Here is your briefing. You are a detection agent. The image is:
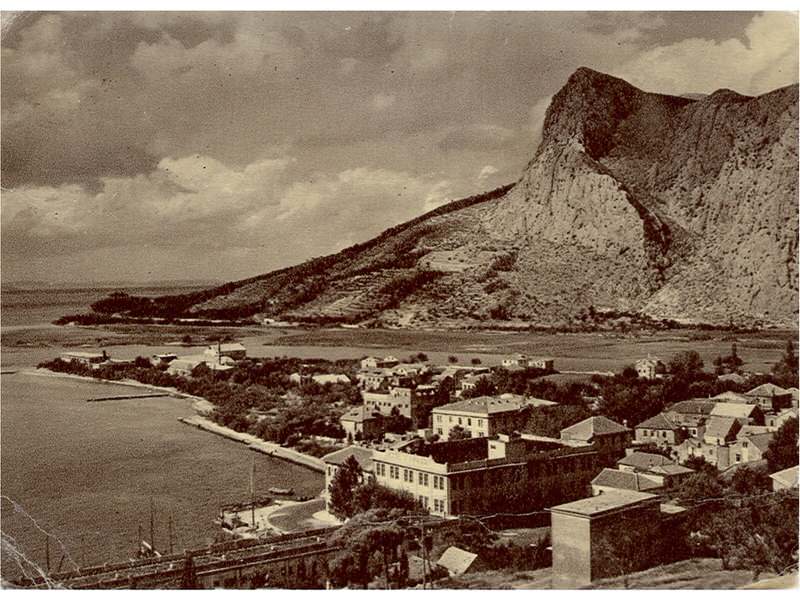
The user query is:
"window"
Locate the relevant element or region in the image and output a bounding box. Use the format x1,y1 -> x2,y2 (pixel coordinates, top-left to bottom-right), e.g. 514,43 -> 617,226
662,431 -> 667,438
458,417 -> 462,425
736,454 -> 741,462
743,441 -> 748,448
419,472 -> 424,484
468,418 -> 472,426
423,473 -> 429,486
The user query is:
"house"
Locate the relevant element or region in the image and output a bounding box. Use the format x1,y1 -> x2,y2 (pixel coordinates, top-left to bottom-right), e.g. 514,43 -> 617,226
151,353 -> 177,366
676,437 -> 732,469
60,350 -> 108,366
616,451 -> 695,488
312,373 -> 351,386
635,357 -> 666,380
550,490 -> 669,588
729,431 -> 774,466
786,388 -> 799,408
744,383 -> 793,412
709,402 -> 764,425
590,468 -> 664,495
501,354 -> 529,369
711,390 -> 751,403
766,407 -> 798,431
373,434 -> 599,516
437,547 -> 482,577
634,413 -> 685,447
769,465 -> 799,491
204,342 -> 246,361
560,416 -> 631,463
663,399 -> 715,430
339,406 -> 384,441
717,372 -> 747,385
431,395 -> 532,439
321,446 -> 374,512
530,358 -> 555,370
363,385 -> 443,429
357,369 -> 394,391
166,356 -> 207,376
703,416 -> 741,446
360,356 -> 399,370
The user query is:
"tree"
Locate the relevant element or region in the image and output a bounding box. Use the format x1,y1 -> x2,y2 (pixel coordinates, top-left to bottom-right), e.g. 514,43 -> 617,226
471,358 -> 482,365
448,425 -> 471,441
771,340 -> 799,387
764,417 -> 798,472
669,351 -> 705,379
415,352 -> 429,362
328,455 -> 364,520
729,465 -> 771,495
448,355 -> 459,364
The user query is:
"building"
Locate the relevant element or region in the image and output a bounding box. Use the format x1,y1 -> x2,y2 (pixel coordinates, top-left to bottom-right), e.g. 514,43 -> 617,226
769,465 -> 799,491
431,395 -> 533,439
662,399 -> 715,432
616,451 -> 694,488
766,407 -> 798,431
728,431 -> 774,466
703,416 -> 741,446
362,385 -> 442,429
339,406 -> 384,441
501,354 -> 529,369
590,468 -> 663,495
204,342 -> 247,361
311,373 -> 351,386
60,350 -> 108,366
550,490 -> 666,588
560,416 -> 631,463
166,356 -> 207,376
676,437 -> 732,469
151,353 -> 177,366
635,357 -> 666,380
744,383 -> 793,412
321,446 -> 374,512
709,402 -> 764,426
530,358 -> 555,370
634,413 -> 685,447
436,547 -> 481,577
360,356 -> 399,370
373,434 -> 599,516
711,390 -> 751,403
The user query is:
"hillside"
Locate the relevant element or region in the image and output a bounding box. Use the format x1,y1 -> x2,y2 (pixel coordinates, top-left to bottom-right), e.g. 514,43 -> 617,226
90,68 -> 799,329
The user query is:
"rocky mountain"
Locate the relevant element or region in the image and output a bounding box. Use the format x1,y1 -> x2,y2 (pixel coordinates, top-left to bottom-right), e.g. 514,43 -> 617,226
122,68 -> 799,329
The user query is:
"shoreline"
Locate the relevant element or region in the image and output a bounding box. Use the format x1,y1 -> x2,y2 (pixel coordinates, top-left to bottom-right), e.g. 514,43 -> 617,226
21,368 -> 215,414
178,415 -> 325,473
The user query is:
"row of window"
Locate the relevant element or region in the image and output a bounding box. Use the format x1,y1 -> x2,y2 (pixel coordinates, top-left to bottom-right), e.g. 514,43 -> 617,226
435,415 -> 484,427
375,462 -> 445,490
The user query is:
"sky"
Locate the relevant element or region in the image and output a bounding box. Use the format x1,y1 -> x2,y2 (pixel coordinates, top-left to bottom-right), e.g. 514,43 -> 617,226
1,10 -> 798,284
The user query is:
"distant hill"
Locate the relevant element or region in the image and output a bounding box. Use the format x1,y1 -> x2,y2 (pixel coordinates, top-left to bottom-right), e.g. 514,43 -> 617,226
83,68 -> 799,329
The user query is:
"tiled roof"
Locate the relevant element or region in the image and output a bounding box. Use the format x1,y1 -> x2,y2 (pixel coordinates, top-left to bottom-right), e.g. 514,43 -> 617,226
617,452 -> 674,469
769,465 -> 799,488
321,446 -> 374,471
710,402 -> 759,419
635,413 -> 680,430
746,432 -> 774,452
704,416 -> 739,439
591,468 -> 663,492
712,391 -> 751,403
650,464 -> 695,476
667,399 -> 715,415
433,396 -> 526,416
340,406 -> 379,423
550,489 -> 658,516
437,547 -> 478,576
717,373 -> 747,384
561,416 -> 629,441
747,383 -> 789,397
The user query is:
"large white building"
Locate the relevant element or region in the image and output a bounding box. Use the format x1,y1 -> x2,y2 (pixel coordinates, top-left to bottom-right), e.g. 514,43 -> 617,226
431,394 -> 553,439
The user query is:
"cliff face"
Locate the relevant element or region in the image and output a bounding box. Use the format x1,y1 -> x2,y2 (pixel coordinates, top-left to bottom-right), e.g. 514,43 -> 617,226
156,68 -> 799,328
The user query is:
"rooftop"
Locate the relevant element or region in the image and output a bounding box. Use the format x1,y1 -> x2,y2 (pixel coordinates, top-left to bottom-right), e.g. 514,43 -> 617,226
208,343 -> 246,352
560,416 -> 629,441
437,547 -> 478,575
617,451 -> 674,470
769,465 -> 798,488
321,446 -> 374,471
340,406 -> 379,423
550,489 -> 659,517
635,413 -> 680,430
704,416 -> 740,439
747,383 -> 789,397
666,399 -> 715,416
433,395 -> 527,416
591,468 -> 663,492
710,402 -> 759,419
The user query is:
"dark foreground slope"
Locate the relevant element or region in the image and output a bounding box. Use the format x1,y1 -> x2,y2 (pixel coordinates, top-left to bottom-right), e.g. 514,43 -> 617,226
93,68 -> 800,329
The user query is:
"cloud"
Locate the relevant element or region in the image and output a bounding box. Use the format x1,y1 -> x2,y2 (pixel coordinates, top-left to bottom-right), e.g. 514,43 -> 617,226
615,12 -> 798,96
477,165 -> 499,182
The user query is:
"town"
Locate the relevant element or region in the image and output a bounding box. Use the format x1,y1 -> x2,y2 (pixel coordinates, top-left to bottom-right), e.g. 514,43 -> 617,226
24,337 -> 799,589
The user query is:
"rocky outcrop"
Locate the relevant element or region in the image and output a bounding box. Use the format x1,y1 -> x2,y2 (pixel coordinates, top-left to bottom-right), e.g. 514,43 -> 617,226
144,69 -> 799,328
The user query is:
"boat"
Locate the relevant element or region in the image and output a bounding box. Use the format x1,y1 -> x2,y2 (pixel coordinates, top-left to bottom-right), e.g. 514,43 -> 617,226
268,487 -> 294,496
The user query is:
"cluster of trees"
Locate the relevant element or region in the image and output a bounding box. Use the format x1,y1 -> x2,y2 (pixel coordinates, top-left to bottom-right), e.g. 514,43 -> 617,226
460,366 -> 558,399
39,354 -> 363,449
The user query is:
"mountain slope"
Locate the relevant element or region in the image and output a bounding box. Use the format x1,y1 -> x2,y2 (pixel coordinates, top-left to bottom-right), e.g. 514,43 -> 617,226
127,68 -> 800,328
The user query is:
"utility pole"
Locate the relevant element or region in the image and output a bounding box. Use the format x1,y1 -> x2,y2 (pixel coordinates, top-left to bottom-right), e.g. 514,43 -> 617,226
45,535 -> 50,573
80,534 -> 85,568
168,514 -> 174,554
250,455 -> 256,528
